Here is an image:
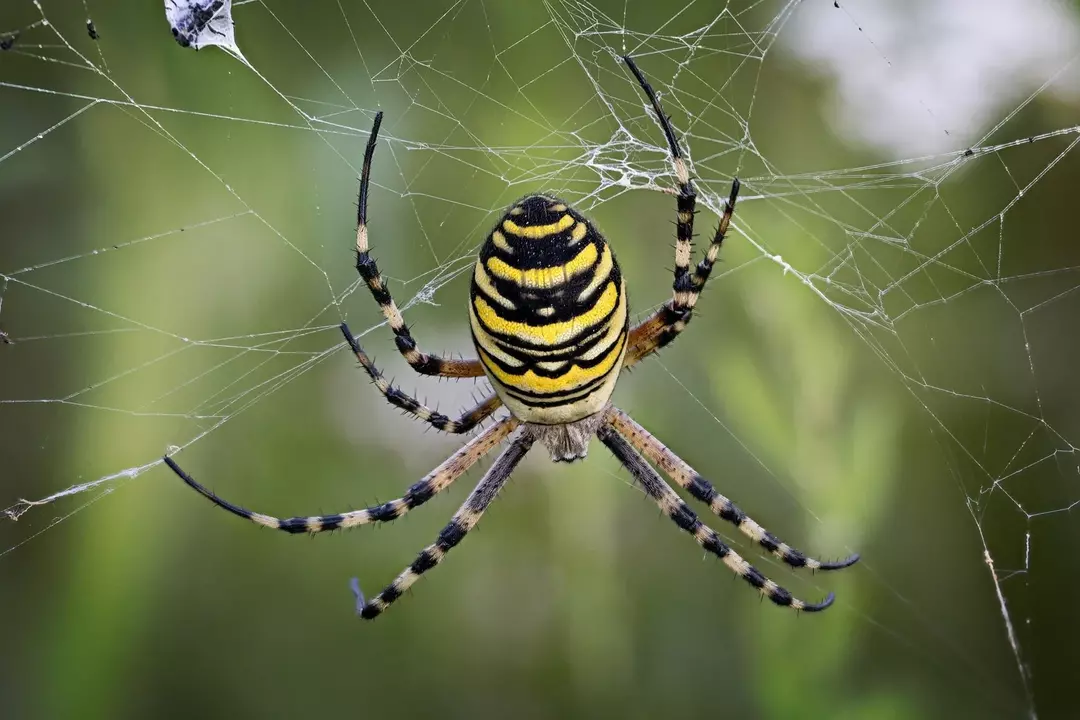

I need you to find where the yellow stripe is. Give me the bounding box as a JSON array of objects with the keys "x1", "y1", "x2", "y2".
[
  {"x1": 478, "y1": 333, "x2": 626, "y2": 394},
  {"x1": 470, "y1": 303, "x2": 607, "y2": 360},
  {"x1": 570, "y1": 222, "x2": 587, "y2": 243},
  {"x1": 577, "y1": 243, "x2": 612, "y2": 301},
  {"x1": 502, "y1": 213, "x2": 574, "y2": 239},
  {"x1": 491, "y1": 230, "x2": 513, "y2": 253},
  {"x1": 486, "y1": 242, "x2": 598, "y2": 289},
  {"x1": 474, "y1": 281, "x2": 618, "y2": 346},
  {"x1": 473, "y1": 261, "x2": 515, "y2": 309},
  {"x1": 578, "y1": 285, "x2": 626, "y2": 361}
]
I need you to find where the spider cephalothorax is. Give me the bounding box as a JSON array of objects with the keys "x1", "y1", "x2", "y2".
[{"x1": 164, "y1": 56, "x2": 858, "y2": 621}]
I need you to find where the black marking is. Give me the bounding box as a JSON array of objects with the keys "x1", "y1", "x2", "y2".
[
  {"x1": 386, "y1": 388, "x2": 420, "y2": 414},
  {"x1": 802, "y1": 592, "x2": 836, "y2": 612},
  {"x1": 357, "y1": 111, "x2": 383, "y2": 227},
  {"x1": 622, "y1": 55, "x2": 684, "y2": 161},
  {"x1": 768, "y1": 586, "x2": 794, "y2": 607},
  {"x1": 355, "y1": 252, "x2": 379, "y2": 281},
  {"x1": 672, "y1": 272, "x2": 696, "y2": 294},
  {"x1": 404, "y1": 480, "x2": 435, "y2": 507},
  {"x1": 495, "y1": 371, "x2": 614, "y2": 407},
  {"x1": 727, "y1": 178, "x2": 741, "y2": 210},
  {"x1": 380, "y1": 584, "x2": 403, "y2": 604},
  {"x1": 743, "y1": 566, "x2": 767, "y2": 589},
  {"x1": 411, "y1": 549, "x2": 439, "y2": 574},
  {"x1": 340, "y1": 323, "x2": 362, "y2": 353},
  {"x1": 278, "y1": 517, "x2": 314, "y2": 534},
  {"x1": 700, "y1": 532, "x2": 730, "y2": 559},
  {"x1": 783, "y1": 548, "x2": 808, "y2": 568},
  {"x1": 686, "y1": 475, "x2": 717, "y2": 504},
  {"x1": 369, "y1": 502, "x2": 401, "y2": 523},
  {"x1": 0, "y1": 32, "x2": 18, "y2": 51},
  {"x1": 819, "y1": 553, "x2": 861, "y2": 570},
  {"x1": 369, "y1": 284, "x2": 393, "y2": 308},
  {"x1": 759, "y1": 531, "x2": 780, "y2": 553},
  {"x1": 87, "y1": 20, "x2": 99, "y2": 40},
  {"x1": 319, "y1": 514, "x2": 345, "y2": 531},
  {"x1": 668, "y1": 501, "x2": 698, "y2": 532},
  {"x1": 717, "y1": 501, "x2": 745, "y2": 526},
  {"x1": 436, "y1": 520, "x2": 467, "y2": 551},
  {"x1": 473, "y1": 283, "x2": 622, "y2": 351}
]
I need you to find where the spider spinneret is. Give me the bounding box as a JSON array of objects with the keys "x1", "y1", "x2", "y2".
[{"x1": 164, "y1": 55, "x2": 859, "y2": 621}]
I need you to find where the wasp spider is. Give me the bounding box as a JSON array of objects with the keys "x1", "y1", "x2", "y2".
[{"x1": 164, "y1": 56, "x2": 859, "y2": 620}]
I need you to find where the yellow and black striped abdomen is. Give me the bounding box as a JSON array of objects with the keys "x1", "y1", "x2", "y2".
[{"x1": 470, "y1": 195, "x2": 628, "y2": 424}]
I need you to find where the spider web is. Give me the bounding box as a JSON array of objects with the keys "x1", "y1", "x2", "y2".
[{"x1": 2, "y1": 0, "x2": 1079, "y2": 716}]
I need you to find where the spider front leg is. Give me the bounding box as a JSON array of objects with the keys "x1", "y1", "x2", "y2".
[
  {"x1": 621, "y1": 55, "x2": 740, "y2": 368},
  {"x1": 623, "y1": 55, "x2": 697, "y2": 293},
  {"x1": 341, "y1": 323, "x2": 501, "y2": 434},
  {"x1": 355, "y1": 428, "x2": 535, "y2": 619},
  {"x1": 607, "y1": 407, "x2": 859, "y2": 571},
  {"x1": 354, "y1": 112, "x2": 483, "y2": 379},
  {"x1": 598, "y1": 420, "x2": 835, "y2": 612},
  {"x1": 163, "y1": 416, "x2": 519, "y2": 534}
]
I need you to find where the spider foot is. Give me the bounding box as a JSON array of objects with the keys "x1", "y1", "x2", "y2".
[
  {"x1": 815, "y1": 552, "x2": 860, "y2": 571},
  {"x1": 350, "y1": 576, "x2": 367, "y2": 613}
]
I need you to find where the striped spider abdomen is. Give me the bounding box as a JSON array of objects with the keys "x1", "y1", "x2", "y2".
[{"x1": 469, "y1": 195, "x2": 629, "y2": 427}]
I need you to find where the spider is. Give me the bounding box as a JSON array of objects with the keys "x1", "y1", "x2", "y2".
[{"x1": 164, "y1": 55, "x2": 859, "y2": 621}]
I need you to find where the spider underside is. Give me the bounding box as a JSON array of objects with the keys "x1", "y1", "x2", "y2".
[{"x1": 164, "y1": 55, "x2": 859, "y2": 621}]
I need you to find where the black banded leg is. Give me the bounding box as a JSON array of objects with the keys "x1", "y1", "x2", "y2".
[
  {"x1": 622, "y1": 55, "x2": 697, "y2": 306},
  {"x1": 598, "y1": 419, "x2": 835, "y2": 612},
  {"x1": 621, "y1": 55, "x2": 742, "y2": 370},
  {"x1": 341, "y1": 323, "x2": 501, "y2": 433},
  {"x1": 163, "y1": 416, "x2": 518, "y2": 534},
  {"x1": 353, "y1": 111, "x2": 484, "y2": 379},
  {"x1": 354, "y1": 428, "x2": 535, "y2": 619},
  {"x1": 690, "y1": 178, "x2": 739, "y2": 293},
  {"x1": 607, "y1": 407, "x2": 858, "y2": 571},
  {"x1": 621, "y1": 179, "x2": 740, "y2": 370}
]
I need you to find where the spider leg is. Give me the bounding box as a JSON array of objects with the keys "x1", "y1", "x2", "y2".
[
  {"x1": 607, "y1": 407, "x2": 859, "y2": 571},
  {"x1": 622, "y1": 179, "x2": 739, "y2": 369},
  {"x1": 622, "y1": 56, "x2": 697, "y2": 300},
  {"x1": 354, "y1": 111, "x2": 484, "y2": 379},
  {"x1": 163, "y1": 416, "x2": 518, "y2": 534},
  {"x1": 598, "y1": 418, "x2": 835, "y2": 612},
  {"x1": 621, "y1": 55, "x2": 740, "y2": 368},
  {"x1": 354, "y1": 427, "x2": 535, "y2": 619},
  {"x1": 341, "y1": 323, "x2": 500, "y2": 433}
]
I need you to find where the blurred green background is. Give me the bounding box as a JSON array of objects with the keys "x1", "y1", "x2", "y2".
[{"x1": 2, "y1": 0, "x2": 1079, "y2": 718}]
